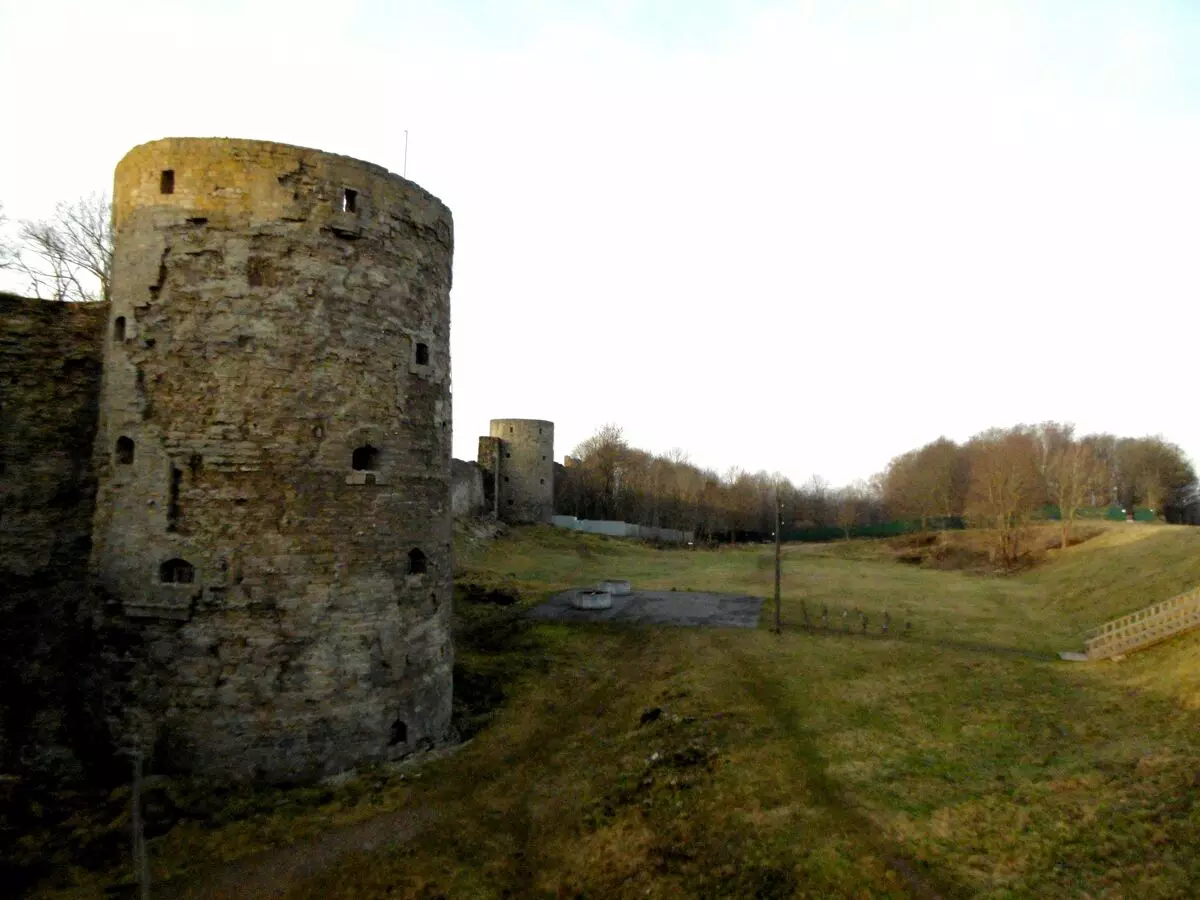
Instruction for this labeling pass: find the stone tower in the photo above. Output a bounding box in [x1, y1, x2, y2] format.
[479, 419, 554, 523]
[90, 138, 454, 781]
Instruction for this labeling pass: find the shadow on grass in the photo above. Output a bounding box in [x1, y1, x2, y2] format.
[718, 634, 973, 900]
[780, 621, 1060, 662]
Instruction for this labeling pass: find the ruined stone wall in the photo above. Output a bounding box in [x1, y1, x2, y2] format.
[489, 419, 554, 524]
[476, 435, 502, 516]
[450, 458, 486, 518]
[0, 294, 107, 784]
[91, 138, 454, 781]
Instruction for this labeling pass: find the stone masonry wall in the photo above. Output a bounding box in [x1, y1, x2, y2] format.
[476, 435, 502, 516]
[0, 294, 108, 785]
[450, 458, 487, 518]
[489, 419, 554, 524]
[91, 138, 455, 781]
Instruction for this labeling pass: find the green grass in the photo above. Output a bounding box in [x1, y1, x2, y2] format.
[34, 521, 1200, 898]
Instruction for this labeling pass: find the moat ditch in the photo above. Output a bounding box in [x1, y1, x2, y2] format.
[451, 580, 542, 740]
[6, 579, 540, 896]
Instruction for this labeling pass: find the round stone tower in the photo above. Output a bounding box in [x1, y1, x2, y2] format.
[91, 138, 454, 781]
[489, 419, 554, 523]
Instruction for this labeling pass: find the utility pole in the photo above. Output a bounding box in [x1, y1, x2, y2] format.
[774, 484, 782, 634]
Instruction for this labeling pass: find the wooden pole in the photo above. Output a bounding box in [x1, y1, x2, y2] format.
[774, 487, 782, 634]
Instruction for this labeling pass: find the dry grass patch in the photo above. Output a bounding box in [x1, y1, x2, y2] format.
[31, 523, 1200, 899]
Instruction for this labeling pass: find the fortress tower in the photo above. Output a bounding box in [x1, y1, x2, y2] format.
[478, 419, 554, 524]
[90, 138, 454, 780]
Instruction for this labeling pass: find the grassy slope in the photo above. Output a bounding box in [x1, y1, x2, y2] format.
[38, 523, 1200, 899]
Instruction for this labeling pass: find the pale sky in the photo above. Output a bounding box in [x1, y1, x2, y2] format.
[2, 0, 1198, 486]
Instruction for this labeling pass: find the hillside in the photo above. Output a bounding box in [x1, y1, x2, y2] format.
[33, 522, 1200, 899]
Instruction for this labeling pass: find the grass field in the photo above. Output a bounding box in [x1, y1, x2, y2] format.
[35, 522, 1200, 898]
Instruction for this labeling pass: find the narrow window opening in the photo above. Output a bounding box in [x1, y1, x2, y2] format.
[508, 499, 514, 506]
[167, 466, 182, 532]
[116, 436, 135, 465]
[389, 719, 407, 745]
[542, 455, 546, 461]
[160, 558, 195, 584]
[341, 188, 358, 213]
[407, 548, 427, 575]
[352, 444, 379, 471]
[415, 342, 429, 365]
[365, 472, 377, 486]
[540, 479, 545, 485]
[188, 454, 203, 477]
[509, 426, 514, 434]
[160, 169, 175, 194]
[114, 316, 126, 342]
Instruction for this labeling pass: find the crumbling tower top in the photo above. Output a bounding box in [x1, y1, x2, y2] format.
[113, 137, 451, 236]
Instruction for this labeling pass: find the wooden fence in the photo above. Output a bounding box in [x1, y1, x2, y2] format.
[1083, 586, 1200, 660]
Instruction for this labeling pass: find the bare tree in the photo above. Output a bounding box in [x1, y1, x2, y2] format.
[835, 482, 868, 539]
[965, 427, 1045, 566]
[570, 423, 630, 520]
[14, 193, 112, 302]
[0, 203, 15, 273]
[1116, 436, 1195, 516]
[802, 474, 832, 527]
[882, 437, 968, 529]
[1043, 430, 1101, 549]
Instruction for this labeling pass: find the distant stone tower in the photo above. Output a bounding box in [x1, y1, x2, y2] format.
[90, 138, 454, 781]
[478, 419, 554, 523]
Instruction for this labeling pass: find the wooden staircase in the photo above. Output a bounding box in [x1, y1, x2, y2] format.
[1078, 586, 1200, 660]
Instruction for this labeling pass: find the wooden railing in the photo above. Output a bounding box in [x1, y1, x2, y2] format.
[1083, 586, 1200, 660]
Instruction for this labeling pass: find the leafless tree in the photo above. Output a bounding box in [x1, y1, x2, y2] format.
[965, 426, 1046, 566]
[13, 193, 112, 302]
[835, 483, 866, 539]
[1116, 436, 1195, 516]
[882, 437, 968, 529]
[1040, 424, 1101, 549]
[0, 203, 16, 273]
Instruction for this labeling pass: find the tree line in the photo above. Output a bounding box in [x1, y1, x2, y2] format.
[558, 422, 1197, 563]
[555, 424, 885, 543]
[881, 425, 1196, 562]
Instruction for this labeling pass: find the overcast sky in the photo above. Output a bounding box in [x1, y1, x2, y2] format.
[2, 0, 1198, 486]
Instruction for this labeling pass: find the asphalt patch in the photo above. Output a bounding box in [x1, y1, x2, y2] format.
[528, 590, 764, 628]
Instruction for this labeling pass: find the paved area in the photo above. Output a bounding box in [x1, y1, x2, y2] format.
[528, 590, 764, 628]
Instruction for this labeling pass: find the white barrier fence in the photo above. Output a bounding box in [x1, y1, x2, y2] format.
[551, 515, 694, 544]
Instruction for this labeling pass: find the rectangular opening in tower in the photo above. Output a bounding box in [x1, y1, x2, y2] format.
[416, 342, 429, 365]
[167, 466, 182, 532]
[160, 170, 175, 194]
[342, 188, 358, 213]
